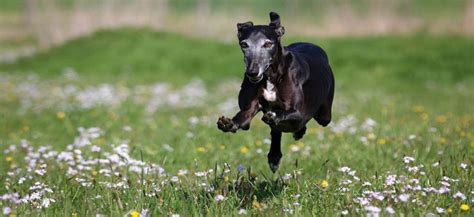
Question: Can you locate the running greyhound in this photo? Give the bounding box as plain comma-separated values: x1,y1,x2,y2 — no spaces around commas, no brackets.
217,12,335,172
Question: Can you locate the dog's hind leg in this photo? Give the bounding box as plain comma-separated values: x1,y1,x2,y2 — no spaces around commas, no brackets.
293,126,306,140
314,90,334,127
314,103,331,127
268,128,282,173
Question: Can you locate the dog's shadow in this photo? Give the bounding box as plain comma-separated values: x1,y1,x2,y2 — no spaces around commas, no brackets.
239,178,284,207
220,171,287,208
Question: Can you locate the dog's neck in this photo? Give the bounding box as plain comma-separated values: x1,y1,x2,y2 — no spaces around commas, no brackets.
267,42,287,83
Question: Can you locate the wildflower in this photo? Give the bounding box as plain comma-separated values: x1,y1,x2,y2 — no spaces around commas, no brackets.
130,210,140,217
171,214,180,217
196,147,206,153
460,204,469,211
71,213,77,217
338,166,351,173
367,133,376,140
236,164,246,172
252,196,262,209
377,138,386,145
170,176,179,183
453,192,466,200
240,146,249,154
194,171,207,177
177,169,188,176
436,207,445,213
238,208,247,214
447,208,453,213
341,210,349,215
398,194,410,202
385,207,395,215
364,205,381,214
283,208,294,214
215,194,225,202
439,137,446,144
436,115,447,123
281,173,292,181
403,156,415,164
289,144,301,152
413,105,424,113
320,180,329,188
91,170,98,177
5,156,13,162
56,111,66,119
250,172,258,178
460,163,468,169
3,207,11,215
432,162,439,167
408,134,416,140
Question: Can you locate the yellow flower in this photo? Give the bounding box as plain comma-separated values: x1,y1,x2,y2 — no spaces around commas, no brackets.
250,172,258,178
91,170,98,177
9,214,16,217
56,111,66,119
367,133,376,140
223,176,229,183
255,140,262,146
377,138,386,145
130,210,140,217
439,137,446,145
320,179,329,188
421,113,429,121
436,115,447,123
413,105,424,113
308,127,318,134
197,147,206,153
447,208,453,213
5,156,13,162
460,204,470,212
22,125,30,132
71,213,78,217
252,196,262,209
240,146,249,154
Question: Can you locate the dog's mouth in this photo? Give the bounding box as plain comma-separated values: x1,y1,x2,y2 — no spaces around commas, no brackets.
248,74,263,83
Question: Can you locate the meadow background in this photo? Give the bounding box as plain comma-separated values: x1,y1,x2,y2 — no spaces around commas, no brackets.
0,0,473,216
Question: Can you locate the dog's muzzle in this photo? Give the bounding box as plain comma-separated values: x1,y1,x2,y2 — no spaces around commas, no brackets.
247,74,263,83
246,64,269,83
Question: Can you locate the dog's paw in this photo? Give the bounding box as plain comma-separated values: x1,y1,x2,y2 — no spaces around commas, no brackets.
217,116,237,133
262,111,279,125
267,153,282,173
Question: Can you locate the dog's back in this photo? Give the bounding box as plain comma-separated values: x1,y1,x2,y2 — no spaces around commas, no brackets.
286,42,334,126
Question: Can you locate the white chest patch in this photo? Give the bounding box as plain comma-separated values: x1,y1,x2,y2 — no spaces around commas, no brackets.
263,80,277,102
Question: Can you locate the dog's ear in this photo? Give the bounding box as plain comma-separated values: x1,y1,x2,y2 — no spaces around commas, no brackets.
237,21,253,31
269,12,285,37
237,21,253,38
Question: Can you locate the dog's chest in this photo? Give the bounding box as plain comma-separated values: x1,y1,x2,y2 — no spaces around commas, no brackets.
259,79,284,110
262,80,277,102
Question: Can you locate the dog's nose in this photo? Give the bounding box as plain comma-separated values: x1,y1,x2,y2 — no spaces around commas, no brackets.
246,72,259,77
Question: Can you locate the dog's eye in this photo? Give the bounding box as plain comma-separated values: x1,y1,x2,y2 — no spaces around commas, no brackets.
263,41,273,48
240,42,249,48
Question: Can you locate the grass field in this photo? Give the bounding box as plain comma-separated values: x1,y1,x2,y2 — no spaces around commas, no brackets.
0,28,473,216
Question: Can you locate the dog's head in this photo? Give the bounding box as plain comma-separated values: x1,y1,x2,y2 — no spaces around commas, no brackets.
237,12,285,83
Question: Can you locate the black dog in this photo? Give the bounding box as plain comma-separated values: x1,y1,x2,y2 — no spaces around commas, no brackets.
217,12,335,172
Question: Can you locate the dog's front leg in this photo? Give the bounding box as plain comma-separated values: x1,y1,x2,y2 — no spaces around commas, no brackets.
262,109,304,128
217,99,259,133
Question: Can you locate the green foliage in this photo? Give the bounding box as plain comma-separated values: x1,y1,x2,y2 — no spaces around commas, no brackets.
0,29,472,216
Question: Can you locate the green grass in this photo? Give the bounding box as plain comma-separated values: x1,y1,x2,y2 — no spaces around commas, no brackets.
0,28,473,216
